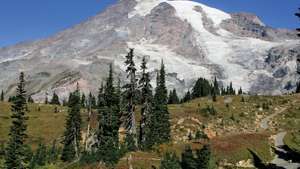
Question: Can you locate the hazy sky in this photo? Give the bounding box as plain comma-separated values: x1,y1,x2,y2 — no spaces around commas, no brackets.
0,0,299,47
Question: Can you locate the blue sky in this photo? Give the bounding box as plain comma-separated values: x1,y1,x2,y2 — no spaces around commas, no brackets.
0,0,299,47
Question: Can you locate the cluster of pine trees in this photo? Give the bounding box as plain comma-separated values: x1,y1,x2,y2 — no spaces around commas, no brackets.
159,145,214,169
182,77,243,103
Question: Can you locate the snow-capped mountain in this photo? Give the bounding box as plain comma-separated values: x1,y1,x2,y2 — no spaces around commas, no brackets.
0,0,299,100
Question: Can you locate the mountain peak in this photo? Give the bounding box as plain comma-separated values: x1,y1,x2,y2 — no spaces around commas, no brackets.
0,0,298,100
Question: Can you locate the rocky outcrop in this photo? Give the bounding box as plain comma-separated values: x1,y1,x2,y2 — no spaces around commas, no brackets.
221,13,298,41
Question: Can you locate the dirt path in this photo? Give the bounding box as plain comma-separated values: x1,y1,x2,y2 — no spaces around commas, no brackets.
259,108,286,130
259,108,300,169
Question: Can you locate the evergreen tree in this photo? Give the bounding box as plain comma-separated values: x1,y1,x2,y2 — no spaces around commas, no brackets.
296,82,300,93
168,89,180,104
138,57,153,150
28,96,34,103
182,90,192,103
152,60,171,144
1,90,4,101
50,92,60,105
81,93,86,108
160,152,182,169
228,82,235,95
192,78,211,98
61,84,82,162
97,82,105,108
238,87,243,95
213,77,220,96
34,143,47,167
48,140,59,163
45,95,48,104
96,64,120,166
123,49,138,148
195,145,214,169
181,146,197,169
5,72,28,169
88,92,97,109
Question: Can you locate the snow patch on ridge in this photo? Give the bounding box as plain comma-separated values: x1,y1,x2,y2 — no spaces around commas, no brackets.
167,0,251,90
195,1,231,26
128,0,165,18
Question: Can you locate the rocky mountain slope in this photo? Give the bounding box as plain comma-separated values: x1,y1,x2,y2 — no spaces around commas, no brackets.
0,0,299,100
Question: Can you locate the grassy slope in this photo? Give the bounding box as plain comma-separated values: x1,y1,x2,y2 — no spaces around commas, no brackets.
0,94,299,168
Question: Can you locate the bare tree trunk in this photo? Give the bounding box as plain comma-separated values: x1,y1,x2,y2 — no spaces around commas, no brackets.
74,126,79,159
84,103,92,151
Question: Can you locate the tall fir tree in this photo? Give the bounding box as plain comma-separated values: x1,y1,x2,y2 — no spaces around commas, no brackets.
160,152,182,169
123,49,138,148
213,77,220,95
168,89,180,104
50,92,60,105
296,82,300,93
96,64,120,165
238,87,243,95
1,90,4,101
195,145,214,169
27,96,34,103
138,57,153,150
228,82,235,95
97,82,105,108
45,94,48,104
5,72,28,169
153,60,171,144
61,84,82,162
182,90,192,103
181,146,197,169
81,93,86,108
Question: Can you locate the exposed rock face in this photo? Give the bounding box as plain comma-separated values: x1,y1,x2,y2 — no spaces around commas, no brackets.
0,0,299,101
221,13,298,41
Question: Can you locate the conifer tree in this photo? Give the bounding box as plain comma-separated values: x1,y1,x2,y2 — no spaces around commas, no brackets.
96,64,120,165
50,92,60,105
153,60,171,144
28,96,34,103
296,82,300,93
81,93,86,108
196,145,214,169
181,146,197,169
238,87,243,95
168,89,180,104
192,78,211,98
88,92,97,109
123,49,138,148
103,64,120,146
228,82,235,95
61,84,82,162
1,90,4,101
213,77,220,95
160,152,182,169
97,82,105,108
45,95,48,104
48,140,59,163
5,72,28,169
138,57,153,150
182,90,192,103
